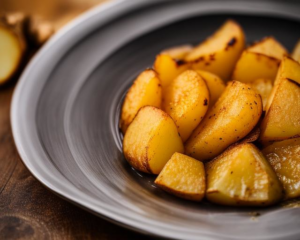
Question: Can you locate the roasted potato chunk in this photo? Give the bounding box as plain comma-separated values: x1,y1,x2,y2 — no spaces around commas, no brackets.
123,106,184,174
163,70,209,142
292,40,300,63
185,20,245,80
206,143,283,206
154,54,190,90
185,81,262,161
160,45,193,60
250,78,273,110
120,69,162,134
196,70,225,107
155,153,206,201
232,37,288,83
262,138,300,200
260,57,300,142
0,25,24,84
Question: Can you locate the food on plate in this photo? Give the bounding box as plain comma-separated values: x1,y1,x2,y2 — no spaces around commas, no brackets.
292,40,300,62
160,44,193,59
185,20,245,80
260,57,300,143
120,19,300,207
154,54,190,90
123,106,184,174
250,78,273,110
0,24,25,85
232,37,288,83
163,70,209,142
120,69,162,134
262,138,300,200
155,152,205,201
185,81,262,161
206,143,283,206
196,70,225,107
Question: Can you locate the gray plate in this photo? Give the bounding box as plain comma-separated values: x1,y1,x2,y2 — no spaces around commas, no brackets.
11,0,300,239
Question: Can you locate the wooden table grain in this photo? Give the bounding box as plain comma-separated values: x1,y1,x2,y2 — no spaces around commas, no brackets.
0,83,155,239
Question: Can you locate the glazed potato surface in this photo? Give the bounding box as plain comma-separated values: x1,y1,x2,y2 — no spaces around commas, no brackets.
185,20,245,80
185,81,262,162
123,106,184,174
163,70,209,142
120,69,162,134
155,153,206,201
206,143,283,206
262,138,300,200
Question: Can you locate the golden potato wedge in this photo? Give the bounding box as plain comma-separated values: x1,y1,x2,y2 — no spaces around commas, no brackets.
185,81,262,161
154,54,190,90
155,152,206,201
249,37,288,60
260,57,300,142
292,40,300,62
123,106,184,174
232,37,288,83
120,69,162,134
185,20,245,80
163,70,209,142
262,138,300,200
250,78,273,110
196,70,225,107
160,44,193,60
0,25,25,84
206,143,283,206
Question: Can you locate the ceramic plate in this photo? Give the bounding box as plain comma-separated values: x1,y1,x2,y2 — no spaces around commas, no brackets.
11,0,300,239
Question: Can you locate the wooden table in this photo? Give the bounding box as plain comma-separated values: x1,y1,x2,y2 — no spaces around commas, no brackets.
0,83,154,239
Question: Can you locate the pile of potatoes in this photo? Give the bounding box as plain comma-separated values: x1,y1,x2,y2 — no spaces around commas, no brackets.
120,20,300,206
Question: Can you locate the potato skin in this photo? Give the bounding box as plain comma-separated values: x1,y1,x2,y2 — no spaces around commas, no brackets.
185,20,245,80
120,69,162,134
185,81,263,162
154,54,190,90
206,143,283,206
262,138,300,200
163,70,209,142
123,106,184,174
155,152,206,201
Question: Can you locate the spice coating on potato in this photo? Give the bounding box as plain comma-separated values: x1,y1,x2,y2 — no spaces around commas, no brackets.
160,44,193,60
123,106,184,174
185,20,245,80
262,138,300,200
120,69,162,134
260,57,300,142
154,54,190,90
163,70,209,142
206,143,283,206
155,153,206,201
250,78,273,110
196,70,225,108
185,81,262,162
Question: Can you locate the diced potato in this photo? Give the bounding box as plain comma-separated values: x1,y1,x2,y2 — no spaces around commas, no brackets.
249,37,288,60
160,44,193,60
185,81,262,161
163,70,209,142
154,54,190,90
206,143,283,206
250,78,273,110
292,40,300,62
262,138,300,200
260,57,300,142
185,20,245,80
196,70,226,107
120,69,162,134
123,106,184,174
0,25,25,84
155,152,206,201
232,37,288,83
